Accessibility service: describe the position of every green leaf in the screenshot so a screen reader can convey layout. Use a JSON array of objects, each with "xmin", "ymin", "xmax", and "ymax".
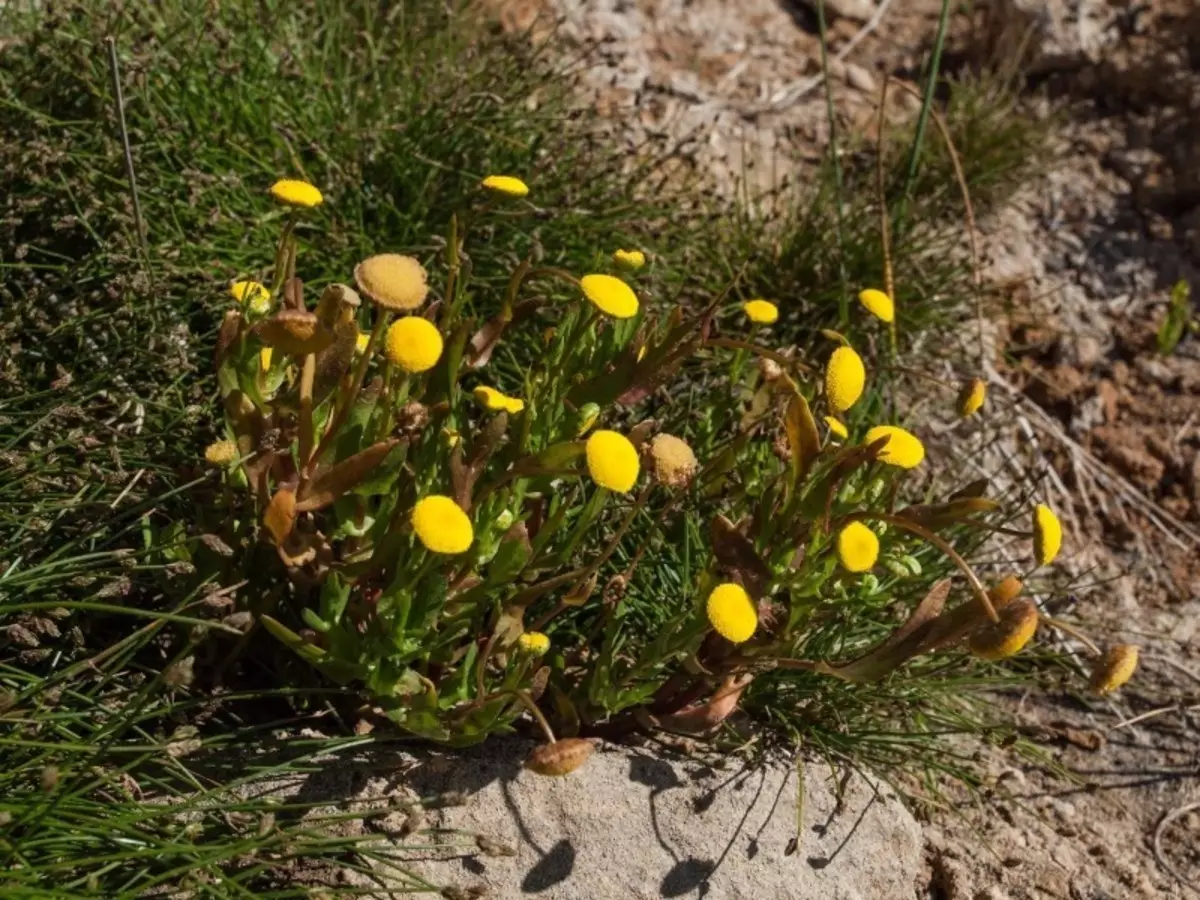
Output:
[
  {"xmin": 261, "ymin": 615, "xmax": 362, "ymax": 684},
  {"xmin": 1157, "ymin": 279, "xmax": 1191, "ymax": 356}
]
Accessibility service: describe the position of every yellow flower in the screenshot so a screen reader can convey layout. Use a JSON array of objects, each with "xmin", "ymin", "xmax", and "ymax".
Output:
[
  {"xmin": 580, "ymin": 274, "xmax": 639, "ymax": 319},
  {"xmin": 384, "ymin": 317, "xmax": 443, "ymax": 373},
  {"xmin": 585, "ymin": 429, "xmax": 640, "ymax": 492},
  {"xmin": 518, "ymin": 631, "xmax": 551, "ymax": 656},
  {"xmin": 706, "ymin": 583, "xmax": 757, "ymax": 644},
  {"xmin": 269, "ymin": 178, "xmax": 323, "ymax": 208},
  {"xmin": 473, "ymin": 385, "xmax": 525, "ymax": 415},
  {"xmin": 864, "ymin": 425, "xmax": 925, "ymax": 469},
  {"xmin": 259, "ymin": 347, "xmax": 273, "ymax": 373},
  {"xmin": 355, "ymin": 332, "xmax": 370, "ymax": 354},
  {"xmin": 824, "ymin": 416, "xmax": 849, "ymax": 440},
  {"xmin": 742, "ymin": 299, "xmax": 779, "ymax": 325},
  {"xmin": 836, "ymin": 522, "xmax": 879, "ymax": 573},
  {"xmin": 969, "ymin": 599, "xmax": 1038, "ymax": 660},
  {"xmin": 957, "ymin": 378, "xmax": 987, "ymax": 417},
  {"xmin": 650, "ymin": 433, "xmax": 698, "ymax": 489},
  {"xmin": 411, "ymin": 495, "xmax": 474, "ymax": 554},
  {"xmin": 613, "ymin": 249, "xmax": 646, "ymax": 270},
  {"xmin": 230, "ymin": 280, "xmax": 271, "ymax": 314},
  {"xmin": 1032, "ymin": 503, "xmax": 1062, "ymax": 566},
  {"xmin": 204, "ymin": 440, "xmax": 237, "ymax": 466},
  {"xmin": 481, "ymin": 175, "xmax": 529, "ymax": 197},
  {"xmin": 825, "ymin": 346, "xmax": 866, "ymax": 413},
  {"xmin": 1089, "ymin": 644, "xmax": 1138, "ymax": 695},
  {"xmin": 355, "ymin": 254, "xmax": 429, "ymax": 311},
  {"xmin": 858, "ymin": 288, "xmax": 894, "ymax": 324},
  {"xmin": 637, "ymin": 345, "xmax": 647, "ymax": 362}
]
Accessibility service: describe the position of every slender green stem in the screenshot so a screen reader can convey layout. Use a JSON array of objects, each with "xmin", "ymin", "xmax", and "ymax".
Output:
[{"xmin": 902, "ymin": 0, "xmax": 953, "ymax": 201}]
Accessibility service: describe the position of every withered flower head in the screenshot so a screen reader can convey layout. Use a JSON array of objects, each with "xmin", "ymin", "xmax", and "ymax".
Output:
[
  {"xmin": 1089, "ymin": 644, "xmax": 1139, "ymax": 695},
  {"xmin": 255, "ymin": 309, "xmax": 334, "ymax": 356},
  {"xmin": 355, "ymin": 254, "xmax": 429, "ymax": 311},
  {"xmin": 524, "ymin": 738, "xmax": 595, "ymax": 776},
  {"xmin": 649, "ymin": 433, "xmax": 698, "ymax": 489},
  {"xmin": 969, "ymin": 599, "xmax": 1039, "ymax": 660}
]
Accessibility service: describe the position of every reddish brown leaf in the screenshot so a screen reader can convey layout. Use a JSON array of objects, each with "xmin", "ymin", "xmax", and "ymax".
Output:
[{"xmin": 296, "ymin": 439, "xmax": 399, "ymax": 512}]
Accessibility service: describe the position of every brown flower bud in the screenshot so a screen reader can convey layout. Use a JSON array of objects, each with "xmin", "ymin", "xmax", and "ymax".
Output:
[
  {"xmin": 649, "ymin": 433, "xmax": 698, "ymax": 489},
  {"xmin": 524, "ymin": 738, "xmax": 595, "ymax": 777},
  {"xmin": 968, "ymin": 599, "xmax": 1039, "ymax": 660},
  {"xmin": 1089, "ymin": 644, "xmax": 1138, "ymax": 695}
]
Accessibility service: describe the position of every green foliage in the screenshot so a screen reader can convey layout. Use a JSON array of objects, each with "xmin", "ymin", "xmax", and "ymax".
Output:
[{"xmin": 1157, "ymin": 279, "xmax": 1194, "ymax": 356}]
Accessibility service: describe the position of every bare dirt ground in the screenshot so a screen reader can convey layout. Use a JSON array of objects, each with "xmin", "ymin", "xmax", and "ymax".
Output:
[{"xmin": 486, "ymin": 0, "xmax": 1200, "ymax": 897}]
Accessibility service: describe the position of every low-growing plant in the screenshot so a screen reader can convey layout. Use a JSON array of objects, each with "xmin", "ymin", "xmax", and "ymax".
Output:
[{"xmin": 195, "ymin": 176, "xmax": 1137, "ymax": 771}]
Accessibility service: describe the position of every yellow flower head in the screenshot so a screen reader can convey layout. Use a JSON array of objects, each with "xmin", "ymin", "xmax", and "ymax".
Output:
[
  {"xmin": 269, "ymin": 178, "xmax": 323, "ymax": 208},
  {"xmin": 355, "ymin": 332, "xmax": 370, "ymax": 355},
  {"xmin": 259, "ymin": 347, "xmax": 273, "ymax": 373},
  {"xmin": 858, "ymin": 288, "xmax": 894, "ymax": 324},
  {"xmin": 385, "ymin": 317, "xmax": 443, "ymax": 373},
  {"xmin": 518, "ymin": 631, "xmax": 551, "ymax": 656},
  {"xmin": 742, "ymin": 299, "xmax": 779, "ymax": 325},
  {"xmin": 613, "ymin": 249, "xmax": 646, "ymax": 271},
  {"xmin": 473, "ymin": 385, "xmax": 525, "ymax": 415},
  {"xmin": 355, "ymin": 254, "xmax": 429, "ymax": 311},
  {"xmin": 204, "ymin": 440, "xmax": 237, "ymax": 466},
  {"xmin": 585, "ymin": 429, "xmax": 640, "ymax": 492},
  {"xmin": 1032, "ymin": 503, "xmax": 1062, "ymax": 566},
  {"xmin": 864, "ymin": 425, "xmax": 925, "ymax": 469},
  {"xmin": 706, "ymin": 583, "xmax": 757, "ymax": 644},
  {"xmin": 825, "ymin": 346, "xmax": 866, "ymax": 413},
  {"xmin": 411, "ymin": 495, "xmax": 474, "ymax": 554},
  {"xmin": 836, "ymin": 522, "xmax": 879, "ymax": 573},
  {"xmin": 580, "ymin": 274, "xmax": 639, "ymax": 319},
  {"xmin": 957, "ymin": 378, "xmax": 987, "ymax": 417},
  {"xmin": 649, "ymin": 433, "xmax": 698, "ymax": 489},
  {"xmin": 1089, "ymin": 644, "xmax": 1138, "ymax": 695},
  {"xmin": 230, "ymin": 280, "xmax": 271, "ymax": 314},
  {"xmin": 481, "ymin": 175, "xmax": 530, "ymax": 197},
  {"xmin": 824, "ymin": 416, "xmax": 849, "ymax": 440},
  {"xmin": 969, "ymin": 599, "xmax": 1039, "ymax": 660}
]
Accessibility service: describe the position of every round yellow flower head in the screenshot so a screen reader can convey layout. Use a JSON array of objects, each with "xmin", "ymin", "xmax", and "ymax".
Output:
[
  {"xmin": 864, "ymin": 425, "xmax": 925, "ymax": 469},
  {"xmin": 1032, "ymin": 503, "xmax": 1062, "ymax": 566},
  {"xmin": 969, "ymin": 599, "xmax": 1038, "ymax": 660},
  {"xmin": 481, "ymin": 175, "xmax": 530, "ymax": 197},
  {"xmin": 411, "ymin": 495, "xmax": 474, "ymax": 554},
  {"xmin": 742, "ymin": 299, "xmax": 779, "ymax": 325},
  {"xmin": 858, "ymin": 288, "xmax": 894, "ymax": 324},
  {"xmin": 259, "ymin": 347, "xmax": 273, "ymax": 373},
  {"xmin": 204, "ymin": 440, "xmax": 237, "ymax": 466},
  {"xmin": 836, "ymin": 522, "xmax": 879, "ymax": 573},
  {"xmin": 613, "ymin": 249, "xmax": 646, "ymax": 271},
  {"xmin": 580, "ymin": 274, "xmax": 639, "ymax": 319},
  {"xmin": 355, "ymin": 332, "xmax": 370, "ymax": 354},
  {"xmin": 230, "ymin": 280, "xmax": 272, "ymax": 314},
  {"xmin": 825, "ymin": 346, "xmax": 866, "ymax": 413},
  {"xmin": 706, "ymin": 583, "xmax": 757, "ymax": 644},
  {"xmin": 585, "ymin": 429, "xmax": 640, "ymax": 492},
  {"xmin": 957, "ymin": 378, "xmax": 987, "ymax": 417},
  {"xmin": 824, "ymin": 416, "xmax": 849, "ymax": 440},
  {"xmin": 1089, "ymin": 644, "xmax": 1138, "ymax": 695},
  {"xmin": 649, "ymin": 433, "xmax": 698, "ymax": 489},
  {"xmin": 518, "ymin": 631, "xmax": 551, "ymax": 656},
  {"xmin": 473, "ymin": 385, "xmax": 524, "ymax": 415},
  {"xmin": 269, "ymin": 178, "xmax": 323, "ymax": 208},
  {"xmin": 355, "ymin": 254, "xmax": 429, "ymax": 311},
  {"xmin": 385, "ymin": 317, "xmax": 443, "ymax": 373}
]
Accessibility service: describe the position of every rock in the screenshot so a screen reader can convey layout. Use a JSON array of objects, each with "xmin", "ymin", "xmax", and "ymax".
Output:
[
  {"xmin": 402, "ymin": 740, "xmax": 923, "ymax": 899},
  {"xmin": 844, "ymin": 63, "xmax": 877, "ymax": 94}
]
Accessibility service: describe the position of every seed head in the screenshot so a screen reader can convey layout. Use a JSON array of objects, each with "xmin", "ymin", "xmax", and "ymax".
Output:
[
  {"xmin": 204, "ymin": 440, "xmax": 237, "ymax": 466},
  {"xmin": 524, "ymin": 738, "xmax": 595, "ymax": 776},
  {"xmin": 385, "ymin": 317, "xmax": 443, "ymax": 373},
  {"xmin": 649, "ymin": 433, "xmax": 698, "ymax": 489},
  {"xmin": 355, "ymin": 254, "xmax": 430, "ymax": 311},
  {"xmin": 957, "ymin": 378, "xmax": 987, "ymax": 417}
]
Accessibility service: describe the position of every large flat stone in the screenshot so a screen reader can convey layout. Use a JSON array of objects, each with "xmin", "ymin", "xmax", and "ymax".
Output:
[{"xmin": 398, "ymin": 740, "xmax": 922, "ymax": 899}]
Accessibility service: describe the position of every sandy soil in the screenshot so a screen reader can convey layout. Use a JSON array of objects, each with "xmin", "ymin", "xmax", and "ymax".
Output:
[{"xmin": 484, "ymin": 0, "xmax": 1200, "ymax": 896}]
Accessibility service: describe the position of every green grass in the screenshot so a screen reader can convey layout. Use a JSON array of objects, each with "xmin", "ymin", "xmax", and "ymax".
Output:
[{"xmin": 0, "ymin": 0, "xmax": 1052, "ymax": 892}]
